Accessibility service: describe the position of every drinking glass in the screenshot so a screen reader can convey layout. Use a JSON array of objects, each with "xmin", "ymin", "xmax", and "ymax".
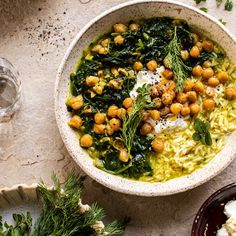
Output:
[{"xmin": 0, "ymin": 58, "xmax": 21, "ymax": 157}]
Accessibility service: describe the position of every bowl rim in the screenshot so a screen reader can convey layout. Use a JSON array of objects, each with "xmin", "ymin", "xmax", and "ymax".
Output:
[
  {"xmin": 191, "ymin": 182, "xmax": 236, "ymax": 236},
  {"xmin": 55, "ymin": 0, "xmax": 236, "ymax": 196}
]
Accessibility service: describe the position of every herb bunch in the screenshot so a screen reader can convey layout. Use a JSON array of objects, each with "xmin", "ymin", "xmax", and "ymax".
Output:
[
  {"xmin": 164, "ymin": 27, "xmax": 191, "ymax": 92},
  {"xmin": 192, "ymin": 118, "xmax": 212, "ymax": 146},
  {"xmin": 0, "ymin": 174, "xmax": 123, "ymax": 236}
]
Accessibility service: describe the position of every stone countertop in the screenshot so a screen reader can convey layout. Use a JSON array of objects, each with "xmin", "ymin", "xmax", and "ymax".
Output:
[{"xmin": 0, "ymin": 0, "xmax": 235, "ymax": 235}]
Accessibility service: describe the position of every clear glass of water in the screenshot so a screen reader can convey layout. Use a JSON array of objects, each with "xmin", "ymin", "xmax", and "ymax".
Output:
[{"xmin": 0, "ymin": 58, "xmax": 21, "ymax": 157}]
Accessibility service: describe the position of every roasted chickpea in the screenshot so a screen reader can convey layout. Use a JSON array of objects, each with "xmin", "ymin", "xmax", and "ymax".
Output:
[
  {"xmin": 86, "ymin": 76, "xmax": 99, "ymax": 87},
  {"xmin": 189, "ymin": 103, "xmax": 200, "ymax": 114},
  {"xmin": 181, "ymin": 50, "xmax": 189, "ymax": 61},
  {"xmin": 166, "ymin": 80, "xmax": 176, "ymax": 91},
  {"xmin": 151, "ymin": 139, "xmax": 164, "ymax": 153},
  {"xmin": 162, "ymin": 92, "xmax": 174, "ymax": 105},
  {"xmin": 187, "ymin": 91, "xmax": 197, "ymax": 103},
  {"xmin": 149, "ymin": 110, "xmax": 160, "ymax": 120},
  {"xmin": 156, "ymin": 83, "xmax": 167, "ymax": 95},
  {"xmin": 119, "ymin": 149, "xmax": 129, "ymax": 162},
  {"xmin": 67, "ymin": 95, "xmax": 84, "ymax": 110},
  {"xmin": 93, "ymin": 124, "xmax": 106, "ymax": 134},
  {"xmin": 107, "ymin": 105, "xmax": 118, "ymax": 117},
  {"xmin": 202, "ymin": 68, "xmax": 214, "ymax": 79},
  {"xmin": 160, "ymin": 107, "xmax": 170, "ymax": 116},
  {"xmin": 150, "ymin": 86, "xmax": 159, "ymax": 98},
  {"xmin": 195, "ymin": 42, "xmax": 203, "ymax": 51},
  {"xmin": 208, "ymin": 77, "xmax": 220, "ymax": 87},
  {"xmin": 177, "ymin": 93, "xmax": 188, "ymax": 104},
  {"xmin": 98, "ymin": 47, "xmax": 109, "ymax": 55},
  {"xmin": 80, "ymin": 134, "xmax": 93, "ymax": 148},
  {"xmin": 192, "ymin": 65, "xmax": 203, "ymax": 77},
  {"xmin": 123, "ymin": 97, "xmax": 133, "ymax": 109},
  {"xmin": 129, "ymin": 23, "xmax": 138, "ymax": 32},
  {"xmin": 116, "ymin": 108, "xmax": 126, "ymax": 119},
  {"xmin": 111, "ymin": 68, "xmax": 119, "ymax": 76},
  {"xmin": 127, "ymin": 107, "xmax": 132, "ymax": 114},
  {"xmin": 202, "ymin": 40, "xmax": 214, "ymax": 52},
  {"xmin": 93, "ymin": 84, "xmax": 103, "ymax": 95},
  {"xmin": 133, "ymin": 61, "xmax": 143, "ymax": 71},
  {"xmin": 225, "ymin": 87, "xmax": 236, "ymax": 100},
  {"xmin": 170, "ymin": 103, "xmax": 182, "ymax": 115},
  {"xmin": 101, "ymin": 39, "xmax": 109, "ymax": 47},
  {"xmin": 184, "ymin": 80, "xmax": 194, "ymax": 92},
  {"xmin": 140, "ymin": 123, "xmax": 153, "ymax": 135},
  {"xmin": 153, "ymin": 97, "xmax": 162, "ymax": 108},
  {"xmin": 193, "ymin": 81, "xmax": 204, "ymax": 93},
  {"xmin": 94, "ymin": 113, "xmax": 106, "ymax": 124},
  {"xmin": 109, "ymin": 79, "xmax": 123, "ymax": 90},
  {"xmin": 141, "ymin": 111, "xmax": 149, "ymax": 122},
  {"xmin": 114, "ymin": 35, "xmax": 124, "ymax": 44},
  {"xmin": 192, "ymin": 33, "xmax": 199, "ymax": 44},
  {"xmin": 180, "ymin": 106, "xmax": 191, "ymax": 116},
  {"xmin": 190, "ymin": 46, "xmax": 200, "ymax": 58},
  {"xmin": 162, "ymin": 69, "xmax": 173, "ymax": 80},
  {"xmin": 91, "ymin": 44, "xmax": 102, "ymax": 53},
  {"xmin": 217, "ymin": 71, "xmax": 229, "ymax": 83},
  {"xmin": 109, "ymin": 118, "xmax": 121, "ymax": 131},
  {"xmin": 203, "ymin": 99, "xmax": 215, "ymax": 112},
  {"xmin": 68, "ymin": 115, "xmax": 83, "ymax": 129},
  {"xmin": 146, "ymin": 60, "xmax": 158, "ymax": 72},
  {"xmin": 205, "ymin": 86, "xmax": 215, "ymax": 97},
  {"xmin": 203, "ymin": 60, "xmax": 212, "ymax": 68},
  {"xmin": 113, "ymin": 23, "xmax": 127, "ymax": 33},
  {"xmin": 168, "ymin": 90, "xmax": 176, "ymax": 99}
]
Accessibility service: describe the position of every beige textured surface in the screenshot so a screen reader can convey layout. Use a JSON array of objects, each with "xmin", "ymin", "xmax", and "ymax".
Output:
[{"xmin": 0, "ymin": 0, "xmax": 236, "ymax": 235}]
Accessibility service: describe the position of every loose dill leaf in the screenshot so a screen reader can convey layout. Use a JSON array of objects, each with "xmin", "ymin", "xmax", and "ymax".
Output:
[
  {"xmin": 225, "ymin": 0, "xmax": 233, "ymax": 11},
  {"xmin": 200, "ymin": 7, "xmax": 208, "ymax": 12},
  {"xmin": 219, "ymin": 18, "xmax": 227, "ymax": 25},
  {"xmin": 193, "ymin": 0, "xmax": 206, "ymax": 4},
  {"xmin": 121, "ymin": 85, "xmax": 154, "ymax": 155},
  {"xmin": 164, "ymin": 27, "xmax": 192, "ymax": 92},
  {"xmin": 216, "ymin": 0, "xmax": 223, "ymax": 7}
]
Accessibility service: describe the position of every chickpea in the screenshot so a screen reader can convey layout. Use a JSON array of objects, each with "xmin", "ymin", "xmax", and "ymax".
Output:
[
  {"xmin": 166, "ymin": 81, "xmax": 176, "ymax": 91},
  {"xmin": 217, "ymin": 71, "xmax": 229, "ymax": 83},
  {"xmin": 181, "ymin": 106, "xmax": 191, "ymax": 116},
  {"xmin": 203, "ymin": 99, "xmax": 215, "ymax": 112},
  {"xmin": 123, "ymin": 97, "xmax": 133, "ymax": 109},
  {"xmin": 153, "ymin": 97, "xmax": 162, "ymax": 108},
  {"xmin": 146, "ymin": 60, "xmax": 158, "ymax": 72},
  {"xmin": 160, "ymin": 107, "xmax": 170, "ymax": 116},
  {"xmin": 119, "ymin": 149, "xmax": 129, "ymax": 162},
  {"xmin": 93, "ymin": 84, "xmax": 103, "ymax": 95},
  {"xmin": 156, "ymin": 83, "xmax": 168, "ymax": 95},
  {"xmin": 127, "ymin": 107, "xmax": 132, "ymax": 114},
  {"xmin": 142, "ymin": 111, "xmax": 150, "ymax": 121},
  {"xmin": 118, "ymin": 68, "xmax": 128, "ymax": 76},
  {"xmin": 192, "ymin": 65, "xmax": 203, "ymax": 77},
  {"xmin": 151, "ymin": 139, "xmax": 164, "ymax": 153},
  {"xmin": 149, "ymin": 110, "xmax": 160, "ymax": 120},
  {"xmin": 208, "ymin": 77, "xmax": 220, "ymax": 87},
  {"xmin": 202, "ymin": 40, "xmax": 214, "ymax": 52},
  {"xmin": 150, "ymin": 86, "xmax": 159, "ymax": 98},
  {"xmin": 181, "ymin": 50, "xmax": 189, "ymax": 61},
  {"xmin": 189, "ymin": 103, "xmax": 200, "ymax": 114},
  {"xmin": 225, "ymin": 87, "xmax": 236, "ymax": 100},
  {"xmin": 162, "ymin": 69, "xmax": 173, "ymax": 80},
  {"xmin": 192, "ymin": 33, "xmax": 199, "ymax": 44},
  {"xmin": 106, "ymin": 124, "xmax": 114, "ymax": 136},
  {"xmin": 202, "ymin": 68, "xmax": 214, "ymax": 79},
  {"xmin": 168, "ymin": 90, "xmax": 176, "ymax": 99},
  {"xmin": 109, "ymin": 118, "xmax": 121, "ymax": 131},
  {"xmin": 205, "ymin": 86, "xmax": 215, "ymax": 97},
  {"xmin": 133, "ymin": 61, "xmax": 143, "ymax": 71},
  {"xmin": 116, "ymin": 108, "xmax": 126, "ymax": 119},
  {"xmin": 114, "ymin": 35, "xmax": 124, "ymax": 44},
  {"xmin": 196, "ymin": 42, "xmax": 203, "ymax": 51},
  {"xmin": 129, "ymin": 23, "xmax": 138, "ymax": 31},
  {"xmin": 94, "ymin": 113, "xmax": 106, "ymax": 124},
  {"xmin": 93, "ymin": 124, "xmax": 106, "ymax": 135},
  {"xmin": 184, "ymin": 80, "xmax": 194, "ymax": 92},
  {"xmin": 162, "ymin": 92, "xmax": 174, "ymax": 105},
  {"xmin": 170, "ymin": 103, "xmax": 182, "ymax": 115},
  {"xmin": 67, "ymin": 95, "xmax": 84, "ymax": 110},
  {"xmin": 113, "ymin": 23, "xmax": 127, "ymax": 33},
  {"xmin": 107, "ymin": 105, "xmax": 118, "ymax": 117},
  {"xmin": 190, "ymin": 46, "xmax": 200, "ymax": 58},
  {"xmin": 68, "ymin": 115, "xmax": 83, "ymax": 129},
  {"xmin": 111, "ymin": 68, "xmax": 119, "ymax": 76},
  {"xmin": 101, "ymin": 39, "xmax": 109, "ymax": 47},
  {"xmin": 86, "ymin": 76, "xmax": 99, "ymax": 87},
  {"xmin": 109, "ymin": 79, "xmax": 123, "ymax": 90},
  {"xmin": 91, "ymin": 44, "xmax": 102, "ymax": 53},
  {"xmin": 140, "ymin": 123, "xmax": 153, "ymax": 135},
  {"xmin": 98, "ymin": 47, "xmax": 109, "ymax": 55},
  {"xmin": 203, "ymin": 60, "xmax": 212, "ymax": 68},
  {"xmin": 193, "ymin": 81, "xmax": 204, "ymax": 93},
  {"xmin": 80, "ymin": 134, "xmax": 93, "ymax": 148},
  {"xmin": 187, "ymin": 91, "xmax": 197, "ymax": 103},
  {"xmin": 177, "ymin": 92, "xmax": 188, "ymax": 104}
]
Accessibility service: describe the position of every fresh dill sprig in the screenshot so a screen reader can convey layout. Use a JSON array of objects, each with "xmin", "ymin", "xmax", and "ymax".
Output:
[
  {"xmin": 164, "ymin": 27, "xmax": 192, "ymax": 92},
  {"xmin": 121, "ymin": 85, "xmax": 154, "ymax": 156},
  {"xmin": 225, "ymin": 0, "xmax": 233, "ymax": 11}
]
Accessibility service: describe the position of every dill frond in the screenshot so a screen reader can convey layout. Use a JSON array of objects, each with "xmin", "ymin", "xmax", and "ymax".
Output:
[{"xmin": 165, "ymin": 27, "xmax": 191, "ymax": 92}]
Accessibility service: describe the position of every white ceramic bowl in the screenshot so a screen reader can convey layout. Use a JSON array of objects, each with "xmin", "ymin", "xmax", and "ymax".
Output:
[{"xmin": 55, "ymin": 0, "xmax": 236, "ymax": 196}]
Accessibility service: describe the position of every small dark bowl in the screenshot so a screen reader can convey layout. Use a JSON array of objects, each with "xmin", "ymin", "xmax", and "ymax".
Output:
[{"xmin": 192, "ymin": 183, "xmax": 236, "ymax": 236}]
